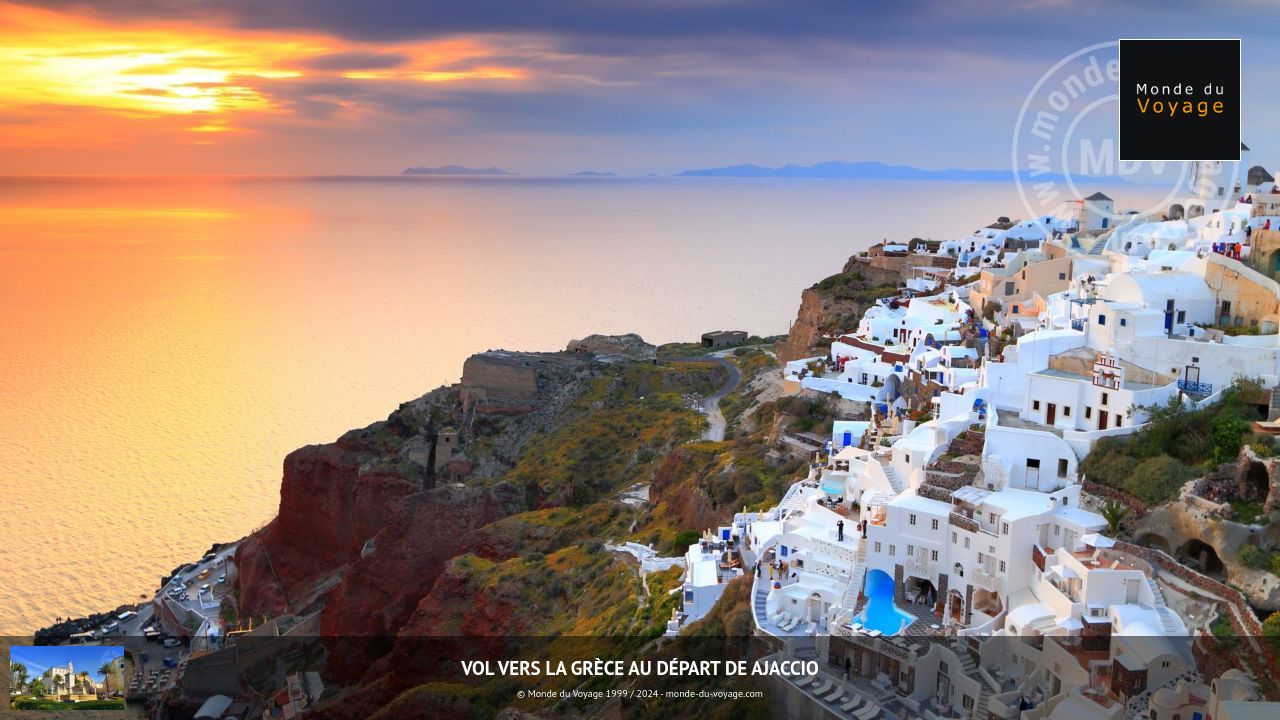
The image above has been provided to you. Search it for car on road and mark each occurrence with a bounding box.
[200,583,211,593]
[217,574,227,584]
[198,569,210,580]
[100,621,119,634]
[162,638,181,648]
[163,658,178,668]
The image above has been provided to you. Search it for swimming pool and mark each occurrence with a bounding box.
[820,477,845,496]
[857,569,916,635]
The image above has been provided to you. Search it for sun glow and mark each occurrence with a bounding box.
[0,2,530,145]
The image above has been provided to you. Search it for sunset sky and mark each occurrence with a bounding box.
[3,1,1278,175]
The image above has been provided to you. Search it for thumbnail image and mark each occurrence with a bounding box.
[9,645,125,711]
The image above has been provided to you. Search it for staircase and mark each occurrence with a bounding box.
[1147,578,1167,607]
[837,542,870,624]
[753,584,769,626]
[1156,607,1182,634]
[883,465,905,494]
[972,684,992,720]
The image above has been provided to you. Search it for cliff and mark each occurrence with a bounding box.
[775,254,904,362]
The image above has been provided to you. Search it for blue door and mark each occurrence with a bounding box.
[843,431,852,446]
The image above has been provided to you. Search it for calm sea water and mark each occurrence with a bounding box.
[0,176,1151,633]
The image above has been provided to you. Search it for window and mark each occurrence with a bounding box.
[1098,314,1106,325]
[1115,414,1122,428]
[1058,458,1069,479]
[1000,560,1007,573]
[931,550,939,561]
[1027,458,1040,469]
[1011,305,1020,314]
[1054,525,1061,536]
[964,537,971,549]
[1085,406,1092,419]
[874,541,882,553]
[1002,522,1009,535]
[1033,400,1041,411]
[909,514,917,526]
[952,531,958,544]
[1063,406,1071,417]
[889,545,896,557]
[1101,392,1109,406]
[907,545,914,556]
[1004,281,1014,295]
[1120,318,1127,327]
[1058,272,1066,280]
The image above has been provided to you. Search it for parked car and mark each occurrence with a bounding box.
[162,638,181,648]
[163,658,178,668]
[217,574,227,584]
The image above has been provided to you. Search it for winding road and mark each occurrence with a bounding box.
[683,353,741,441]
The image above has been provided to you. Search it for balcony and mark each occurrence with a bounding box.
[1177,379,1213,395]
[950,512,979,534]
[973,567,1001,592]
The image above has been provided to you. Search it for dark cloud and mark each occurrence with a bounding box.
[16,0,1262,61]
[295,51,412,71]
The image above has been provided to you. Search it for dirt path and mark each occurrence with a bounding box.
[683,354,740,441]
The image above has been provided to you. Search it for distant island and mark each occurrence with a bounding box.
[567,171,617,177]
[401,165,512,176]
[675,160,1121,183]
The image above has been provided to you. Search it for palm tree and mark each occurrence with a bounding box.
[1100,499,1131,536]
[97,662,116,692]
[11,662,28,692]
[27,679,45,698]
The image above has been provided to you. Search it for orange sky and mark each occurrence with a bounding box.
[0,2,533,170]
[3,1,1275,175]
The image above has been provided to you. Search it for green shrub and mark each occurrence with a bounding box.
[1123,455,1194,504]
[1237,543,1270,570]
[669,529,701,554]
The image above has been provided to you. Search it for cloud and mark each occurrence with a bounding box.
[296,51,411,71]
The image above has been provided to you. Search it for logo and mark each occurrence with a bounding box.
[1120,39,1240,161]
[1013,41,1241,235]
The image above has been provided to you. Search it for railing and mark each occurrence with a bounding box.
[1177,379,1213,395]
[1070,318,1086,331]
[950,512,979,534]
[973,568,1000,592]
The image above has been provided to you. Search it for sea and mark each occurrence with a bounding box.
[0,175,1160,634]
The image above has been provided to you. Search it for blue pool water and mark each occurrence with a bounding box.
[820,477,844,495]
[858,569,916,635]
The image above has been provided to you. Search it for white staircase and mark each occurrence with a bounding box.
[883,465,905,494]
[1147,578,1166,607]
[836,542,869,625]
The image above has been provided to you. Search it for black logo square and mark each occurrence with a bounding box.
[1119,39,1240,161]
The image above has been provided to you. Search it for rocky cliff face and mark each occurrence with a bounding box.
[320,482,525,681]
[775,255,905,362]
[236,432,419,618]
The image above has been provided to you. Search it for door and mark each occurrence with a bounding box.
[1098,410,1109,430]
[1046,403,1056,425]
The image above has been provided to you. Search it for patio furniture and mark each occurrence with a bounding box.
[811,678,833,696]
[854,702,881,719]
[840,696,864,712]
